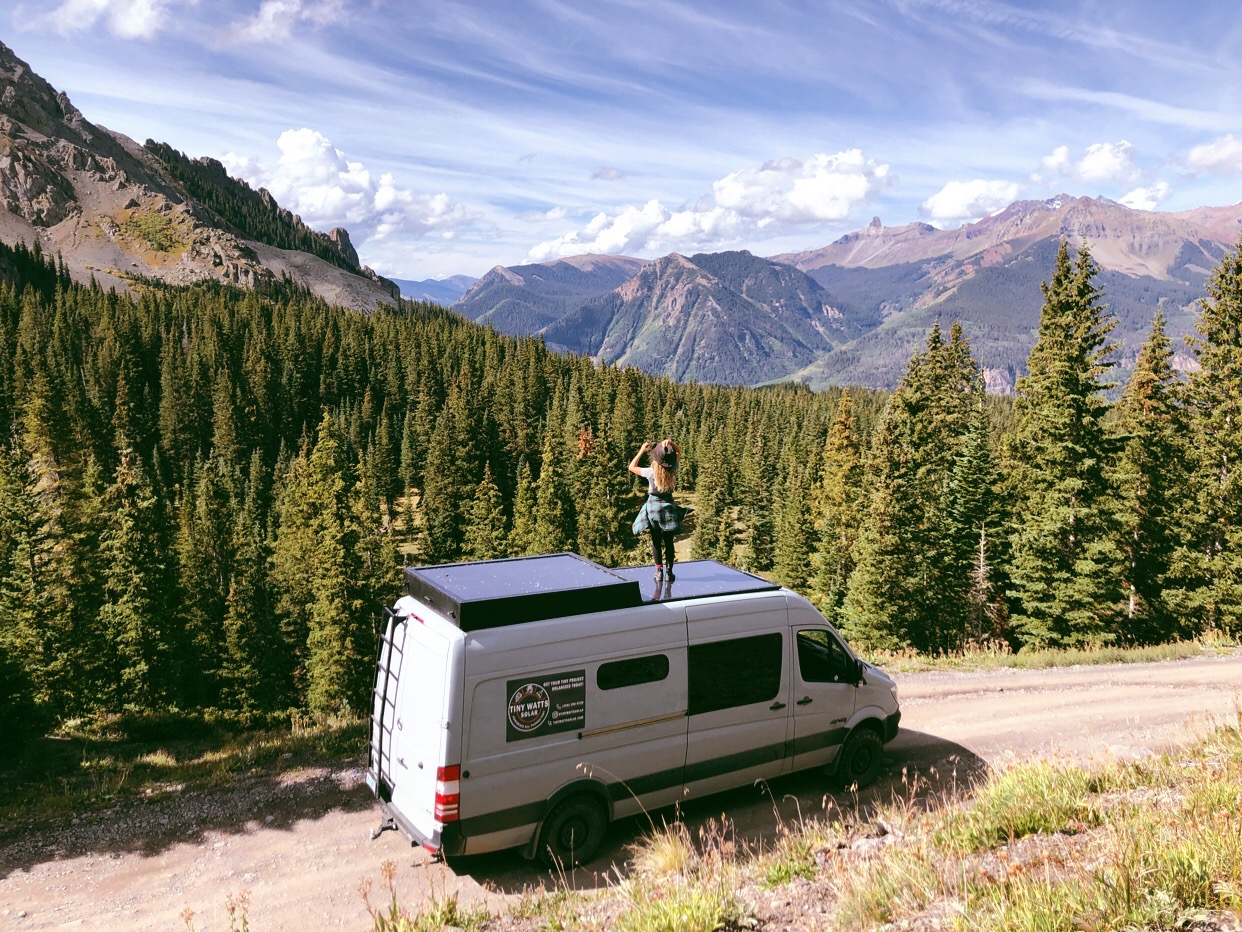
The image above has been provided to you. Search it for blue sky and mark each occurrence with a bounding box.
[8,0,1242,280]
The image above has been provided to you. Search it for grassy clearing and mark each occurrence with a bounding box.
[871,631,1238,675]
[121,208,189,255]
[0,709,365,829]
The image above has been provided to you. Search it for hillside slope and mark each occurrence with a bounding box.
[0,41,395,312]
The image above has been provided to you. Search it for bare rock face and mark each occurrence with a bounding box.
[328,227,360,267]
[0,39,393,312]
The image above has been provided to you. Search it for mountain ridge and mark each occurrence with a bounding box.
[0,40,396,312]
[461,196,1241,390]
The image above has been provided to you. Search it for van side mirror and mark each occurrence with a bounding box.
[853,659,866,686]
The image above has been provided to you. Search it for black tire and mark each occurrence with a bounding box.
[538,796,607,868]
[836,728,884,789]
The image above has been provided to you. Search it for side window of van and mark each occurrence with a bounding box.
[688,633,782,714]
[797,629,848,683]
[597,654,670,690]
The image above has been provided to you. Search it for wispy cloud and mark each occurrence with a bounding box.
[26,0,196,39]
[226,0,347,44]
[1019,81,1233,132]
[222,128,481,244]
[531,150,889,259]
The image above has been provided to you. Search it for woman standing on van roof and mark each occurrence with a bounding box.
[629,439,688,582]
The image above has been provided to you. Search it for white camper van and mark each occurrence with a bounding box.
[366,554,900,866]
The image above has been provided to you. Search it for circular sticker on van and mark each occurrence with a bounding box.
[507,682,551,733]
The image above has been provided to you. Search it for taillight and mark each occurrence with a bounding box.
[434,764,460,823]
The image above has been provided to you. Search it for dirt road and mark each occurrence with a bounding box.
[3,653,1239,930]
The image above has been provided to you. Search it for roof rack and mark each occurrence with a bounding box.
[402,554,780,631]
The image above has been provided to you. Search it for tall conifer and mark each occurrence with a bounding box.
[1111,311,1183,642]
[1167,243,1242,635]
[1006,241,1121,646]
[811,390,864,621]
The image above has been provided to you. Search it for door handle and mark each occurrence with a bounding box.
[770,701,787,711]
[797,697,813,706]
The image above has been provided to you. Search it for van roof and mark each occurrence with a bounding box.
[402,554,779,631]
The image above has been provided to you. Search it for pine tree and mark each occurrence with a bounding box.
[575,427,630,566]
[811,390,864,621]
[221,464,287,711]
[737,430,775,572]
[508,458,537,556]
[1167,243,1242,636]
[772,458,812,590]
[1005,241,1122,647]
[1111,311,1183,643]
[940,381,1003,646]
[840,323,981,652]
[531,416,577,554]
[691,436,731,560]
[839,478,910,652]
[98,444,174,707]
[463,463,508,560]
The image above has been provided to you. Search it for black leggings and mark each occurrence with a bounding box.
[649,527,674,568]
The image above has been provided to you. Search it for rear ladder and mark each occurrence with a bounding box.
[368,606,406,838]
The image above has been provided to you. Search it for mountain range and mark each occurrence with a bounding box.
[456,196,1241,390]
[3,38,1240,390]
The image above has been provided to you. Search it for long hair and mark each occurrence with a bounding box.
[650,442,680,499]
[652,458,677,494]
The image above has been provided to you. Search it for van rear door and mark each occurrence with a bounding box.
[371,607,456,848]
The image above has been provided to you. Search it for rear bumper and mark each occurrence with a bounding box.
[884,710,901,742]
[378,800,465,857]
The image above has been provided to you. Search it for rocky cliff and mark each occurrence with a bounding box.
[0,41,395,311]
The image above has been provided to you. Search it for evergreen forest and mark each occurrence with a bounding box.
[1,236,1240,743]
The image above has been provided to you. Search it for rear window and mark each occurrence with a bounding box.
[597,654,670,691]
[688,633,782,714]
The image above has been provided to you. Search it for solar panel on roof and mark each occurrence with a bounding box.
[402,555,782,631]
[403,553,643,631]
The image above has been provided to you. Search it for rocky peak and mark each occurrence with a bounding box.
[328,227,359,267]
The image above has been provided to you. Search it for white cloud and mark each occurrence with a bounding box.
[1032,140,1140,184]
[920,179,1021,225]
[227,0,346,43]
[530,150,888,260]
[35,0,193,39]
[592,167,625,181]
[222,128,479,246]
[1186,134,1242,174]
[1119,182,1170,211]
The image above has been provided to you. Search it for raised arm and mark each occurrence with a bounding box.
[628,441,651,476]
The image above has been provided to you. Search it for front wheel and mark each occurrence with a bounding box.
[538,796,607,868]
[836,728,883,790]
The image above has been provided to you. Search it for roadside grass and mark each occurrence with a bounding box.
[870,630,1238,675]
[362,859,491,932]
[0,709,366,829]
[830,706,1242,929]
[609,815,750,931]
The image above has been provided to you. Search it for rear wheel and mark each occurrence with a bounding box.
[836,728,883,789]
[538,796,607,868]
